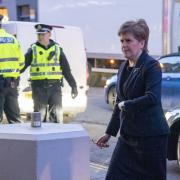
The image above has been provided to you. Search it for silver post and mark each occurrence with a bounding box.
[31,112,41,127]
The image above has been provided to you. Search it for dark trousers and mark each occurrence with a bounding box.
[106,135,168,180]
[31,81,63,123]
[0,87,21,123]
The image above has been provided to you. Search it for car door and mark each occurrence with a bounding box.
[159,55,180,111]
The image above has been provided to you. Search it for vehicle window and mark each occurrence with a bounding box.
[159,56,180,73]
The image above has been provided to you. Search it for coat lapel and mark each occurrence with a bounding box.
[122,51,147,98]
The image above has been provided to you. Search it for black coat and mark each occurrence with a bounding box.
[106,51,170,137]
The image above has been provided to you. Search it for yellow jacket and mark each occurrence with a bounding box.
[30,44,63,80]
[0,29,25,78]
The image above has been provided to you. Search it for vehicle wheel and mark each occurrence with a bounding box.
[108,86,116,109]
[177,133,180,168]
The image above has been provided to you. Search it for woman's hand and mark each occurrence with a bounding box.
[118,101,125,111]
[96,134,111,148]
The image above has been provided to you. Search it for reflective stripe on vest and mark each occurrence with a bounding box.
[54,45,58,62]
[30,44,63,80]
[0,57,18,62]
[32,45,37,64]
[0,69,19,73]
[31,62,60,67]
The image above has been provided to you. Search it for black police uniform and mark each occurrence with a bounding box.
[0,77,21,123]
[21,26,77,123]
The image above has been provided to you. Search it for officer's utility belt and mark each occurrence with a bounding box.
[31,79,63,88]
[0,76,19,89]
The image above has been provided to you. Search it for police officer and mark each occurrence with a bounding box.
[0,14,25,123]
[20,24,78,123]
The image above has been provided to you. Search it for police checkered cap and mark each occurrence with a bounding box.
[34,24,52,34]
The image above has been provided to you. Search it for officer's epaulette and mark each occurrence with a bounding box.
[55,42,62,49]
[30,43,36,47]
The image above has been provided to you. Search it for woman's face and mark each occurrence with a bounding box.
[120,33,145,60]
[37,32,51,45]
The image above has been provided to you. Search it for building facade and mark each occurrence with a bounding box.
[0,0,37,21]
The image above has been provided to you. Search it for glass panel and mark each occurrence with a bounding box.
[17,5,30,21]
[159,56,180,73]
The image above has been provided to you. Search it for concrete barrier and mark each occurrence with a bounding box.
[0,123,90,180]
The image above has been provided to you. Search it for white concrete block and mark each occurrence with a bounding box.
[0,123,90,180]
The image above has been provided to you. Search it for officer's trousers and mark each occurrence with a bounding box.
[0,87,21,123]
[31,81,63,123]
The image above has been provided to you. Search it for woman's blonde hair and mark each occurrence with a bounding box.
[118,19,149,52]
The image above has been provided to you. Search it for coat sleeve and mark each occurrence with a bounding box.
[60,48,77,88]
[124,60,162,112]
[105,101,121,137]
[20,48,33,73]
[105,68,122,137]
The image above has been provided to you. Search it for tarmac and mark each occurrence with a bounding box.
[90,162,107,180]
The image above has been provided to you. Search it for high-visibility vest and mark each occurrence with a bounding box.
[0,29,25,78]
[30,44,63,80]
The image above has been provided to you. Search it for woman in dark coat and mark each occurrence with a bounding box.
[97,19,170,180]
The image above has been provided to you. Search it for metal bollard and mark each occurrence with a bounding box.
[31,112,41,128]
